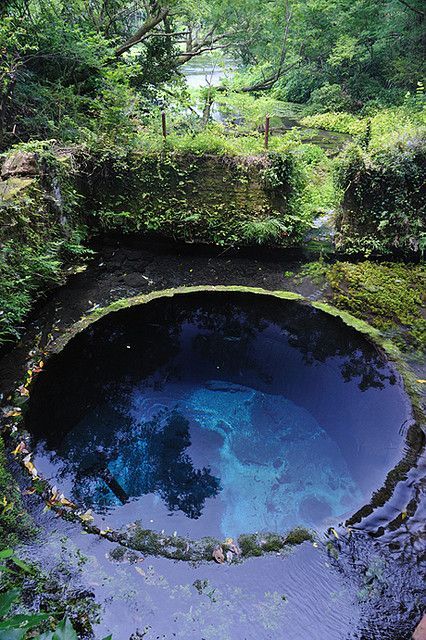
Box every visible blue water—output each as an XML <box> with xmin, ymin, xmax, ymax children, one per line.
<box><xmin>27</xmin><ymin>292</ymin><xmax>410</xmax><ymax>539</ymax></box>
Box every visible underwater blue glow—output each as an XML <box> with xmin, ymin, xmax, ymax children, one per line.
<box><xmin>27</xmin><ymin>292</ymin><xmax>410</xmax><ymax>538</ymax></box>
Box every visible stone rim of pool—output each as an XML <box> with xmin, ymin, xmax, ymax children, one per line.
<box><xmin>17</xmin><ymin>286</ymin><xmax>425</xmax><ymax>562</ymax></box>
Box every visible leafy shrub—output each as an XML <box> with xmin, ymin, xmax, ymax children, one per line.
<box><xmin>335</xmin><ymin>137</ymin><xmax>425</xmax><ymax>256</ymax></box>
<box><xmin>305</xmin><ymin>84</ymin><xmax>353</xmax><ymax>115</ymax></box>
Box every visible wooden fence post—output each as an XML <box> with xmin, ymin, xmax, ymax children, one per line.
<box><xmin>264</xmin><ymin>115</ymin><xmax>270</xmax><ymax>149</ymax></box>
<box><xmin>161</xmin><ymin>111</ymin><xmax>167</xmax><ymax>141</ymax></box>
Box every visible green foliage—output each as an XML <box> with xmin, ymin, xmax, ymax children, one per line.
<box><xmin>0</xmin><ymin>548</ymin><xmax>110</xmax><ymax>638</ymax></box>
<box><xmin>0</xmin><ymin>144</ymin><xmax>87</xmax><ymax>345</ymax></box>
<box><xmin>301</xmin><ymin>102</ymin><xmax>426</xmax><ymax>146</ymax></box>
<box><xmin>0</xmin><ymin>585</ymin><xmax>95</xmax><ymax>640</ymax></box>
<box><xmin>0</xmin><ymin>443</ymin><xmax>34</xmax><ymax>549</ymax></box>
<box><xmin>335</xmin><ymin>135</ymin><xmax>425</xmax><ymax>256</ymax></box>
<box><xmin>327</xmin><ymin>262</ymin><xmax>426</xmax><ymax>351</ymax></box>
<box><xmin>305</xmin><ymin>84</ymin><xmax>352</xmax><ymax>115</ymax></box>
<box><xmin>89</xmin><ymin>149</ymin><xmax>313</xmax><ymax>247</ymax></box>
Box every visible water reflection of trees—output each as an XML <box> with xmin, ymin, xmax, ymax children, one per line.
<box><xmin>67</xmin><ymin>410</ymin><xmax>221</xmax><ymax>517</ymax></box>
<box><xmin>186</xmin><ymin>295</ymin><xmax>396</xmax><ymax>391</ymax></box>
<box><xmin>278</xmin><ymin>303</ymin><xmax>397</xmax><ymax>391</ymax></box>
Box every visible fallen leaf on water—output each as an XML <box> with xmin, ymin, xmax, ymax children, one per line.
<box><xmin>401</xmin><ymin>511</ymin><xmax>407</xmax><ymax>520</ymax></box>
<box><xmin>3</xmin><ymin>408</ymin><xmax>21</xmax><ymax>418</ymax></box>
<box><xmin>330</xmin><ymin>527</ymin><xmax>339</xmax><ymax>539</ymax></box>
<box><xmin>79</xmin><ymin>509</ymin><xmax>94</xmax><ymax>523</ymax></box>
<box><xmin>416</xmin><ymin>379</ymin><xmax>426</xmax><ymax>384</ymax></box>
<box><xmin>135</xmin><ymin>567</ymin><xmax>145</xmax><ymax>577</ymax></box>
<box><xmin>228</xmin><ymin>542</ymin><xmax>241</xmax><ymax>556</ymax></box>
<box><xmin>23</xmin><ymin>454</ymin><xmax>38</xmax><ymax>477</ymax></box>
<box><xmin>17</xmin><ymin>385</ymin><xmax>30</xmax><ymax>397</ymax></box>
<box><xmin>12</xmin><ymin>441</ymin><xmax>28</xmax><ymax>456</ymax></box>
<box><xmin>59</xmin><ymin>495</ymin><xmax>77</xmax><ymax>508</ymax></box>
<box><xmin>212</xmin><ymin>545</ymin><xmax>225</xmax><ymax>564</ymax></box>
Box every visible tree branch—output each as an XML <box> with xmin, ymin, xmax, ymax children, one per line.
<box><xmin>395</xmin><ymin>0</ymin><xmax>424</xmax><ymax>16</ymax></box>
<box><xmin>115</xmin><ymin>6</ymin><xmax>170</xmax><ymax>57</ymax></box>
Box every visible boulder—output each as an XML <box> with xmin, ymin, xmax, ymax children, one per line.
<box><xmin>1</xmin><ymin>151</ymin><xmax>40</xmax><ymax>179</ymax></box>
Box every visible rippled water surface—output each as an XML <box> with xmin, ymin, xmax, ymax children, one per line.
<box><xmin>26</xmin><ymin>292</ymin><xmax>411</xmax><ymax>540</ymax></box>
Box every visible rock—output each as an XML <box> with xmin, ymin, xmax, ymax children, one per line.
<box><xmin>1</xmin><ymin>151</ymin><xmax>40</xmax><ymax>179</ymax></box>
<box><xmin>0</xmin><ymin>177</ymin><xmax>35</xmax><ymax>201</ymax></box>
<box><xmin>212</xmin><ymin>545</ymin><xmax>225</xmax><ymax>564</ymax></box>
<box><xmin>413</xmin><ymin>615</ymin><xmax>426</xmax><ymax>640</ymax></box>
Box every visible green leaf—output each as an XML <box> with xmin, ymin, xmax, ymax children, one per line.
<box><xmin>0</xmin><ymin>566</ymin><xmax>17</xmax><ymax>575</ymax></box>
<box><xmin>52</xmin><ymin>618</ymin><xmax>78</xmax><ymax>640</ymax></box>
<box><xmin>0</xmin><ymin>549</ymin><xmax>14</xmax><ymax>560</ymax></box>
<box><xmin>10</xmin><ymin>557</ymin><xmax>34</xmax><ymax>574</ymax></box>
<box><xmin>0</xmin><ymin>589</ymin><xmax>21</xmax><ymax>617</ymax></box>
<box><xmin>101</xmin><ymin>636</ymin><xmax>112</xmax><ymax>640</ymax></box>
<box><xmin>0</xmin><ymin>612</ymin><xmax>50</xmax><ymax>630</ymax></box>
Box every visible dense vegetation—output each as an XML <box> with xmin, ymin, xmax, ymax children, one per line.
<box><xmin>0</xmin><ymin>0</ymin><xmax>424</xmax><ymax>148</ymax></box>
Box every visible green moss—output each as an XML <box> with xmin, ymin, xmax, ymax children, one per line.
<box><xmin>334</xmin><ymin>138</ymin><xmax>425</xmax><ymax>256</ymax></box>
<box><xmin>261</xmin><ymin>533</ymin><xmax>285</xmax><ymax>553</ymax></box>
<box><xmin>0</xmin><ymin>144</ymin><xmax>85</xmax><ymax>345</ymax></box>
<box><xmin>0</xmin><ymin>436</ymin><xmax>35</xmax><ymax>549</ymax></box>
<box><xmin>237</xmin><ymin>534</ymin><xmax>262</xmax><ymax>557</ymax></box>
<box><xmin>326</xmin><ymin>261</ymin><xmax>426</xmax><ymax>351</ymax></box>
<box><xmin>284</xmin><ymin>527</ymin><xmax>314</xmax><ymax>545</ymax></box>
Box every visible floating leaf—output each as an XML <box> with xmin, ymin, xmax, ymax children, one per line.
<box><xmin>3</xmin><ymin>409</ymin><xmax>21</xmax><ymax>418</ymax></box>
<box><xmin>17</xmin><ymin>385</ymin><xmax>29</xmax><ymax>397</ymax></box>
<box><xmin>12</xmin><ymin>442</ymin><xmax>28</xmax><ymax>456</ymax></box>
<box><xmin>22</xmin><ymin>454</ymin><xmax>38</xmax><ymax>478</ymax></box>
<box><xmin>59</xmin><ymin>495</ymin><xmax>77</xmax><ymax>509</ymax></box>
<box><xmin>79</xmin><ymin>509</ymin><xmax>94</xmax><ymax>523</ymax></box>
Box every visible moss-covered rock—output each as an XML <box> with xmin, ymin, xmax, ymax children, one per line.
<box><xmin>0</xmin><ymin>144</ymin><xmax>84</xmax><ymax>344</ymax></box>
<box><xmin>326</xmin><ymin>261</ymin><xmax>426</xmax><ymax>352</ymax></box>
<box><xmin>334</xmin><ymin>138</ymin><xmax>425</xmax><ymax>256</ymax></box>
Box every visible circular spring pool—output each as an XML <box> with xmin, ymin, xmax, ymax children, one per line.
<box><xmin>25</xmin><ymin>291</ymin><xmax>412</xmax><ymax>539</ymax></box>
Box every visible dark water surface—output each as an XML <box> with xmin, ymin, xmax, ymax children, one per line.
<box><xmin>26</xmin><ymin>292</ymin><xmax>411</xmax><ymax>540</ymax></box>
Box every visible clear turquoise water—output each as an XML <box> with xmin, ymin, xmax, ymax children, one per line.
<box><xmin>27</xmin><ymin>292</ymin><xmax>409</xmax><ymax>538</ymax></box>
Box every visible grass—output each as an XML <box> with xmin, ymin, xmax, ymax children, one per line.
<box><xmin>300</xmin><ymin>102</ymin><xmax>426</xmax><ymax>149</ymax></box>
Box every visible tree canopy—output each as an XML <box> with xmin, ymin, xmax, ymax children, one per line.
<box><xmin>0</xmin><ymin>0</ymin><xmax>424</xmax><ymax>148</ymax></box>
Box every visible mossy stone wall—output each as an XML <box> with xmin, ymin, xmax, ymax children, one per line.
<box><xmin>86</xmin><ymin>152</ymin><xmax>301</xmax><ymax>246</ymax></box>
